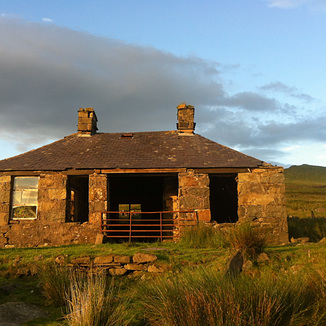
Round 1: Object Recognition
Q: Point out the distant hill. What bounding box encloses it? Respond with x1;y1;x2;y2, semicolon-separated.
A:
284;164;326;185
284;164;326;218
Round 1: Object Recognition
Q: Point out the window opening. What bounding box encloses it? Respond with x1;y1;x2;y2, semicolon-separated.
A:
118;204;141;219
11;176;39;220
67;176;89;222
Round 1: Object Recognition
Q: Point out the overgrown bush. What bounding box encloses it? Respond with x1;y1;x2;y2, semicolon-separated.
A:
288;216;326;242
65;271;133;326
137;267;326;326
179;223;224;248
221;223;268;260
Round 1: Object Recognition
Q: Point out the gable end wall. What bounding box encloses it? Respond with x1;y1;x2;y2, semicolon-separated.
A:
238;167;288;244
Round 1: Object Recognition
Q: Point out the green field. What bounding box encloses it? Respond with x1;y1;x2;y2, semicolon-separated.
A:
285;164;326;218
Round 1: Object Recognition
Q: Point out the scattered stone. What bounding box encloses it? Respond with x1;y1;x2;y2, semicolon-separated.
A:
95;233;105;245
29;265;39;276
133;253;157;264
94;255;114;264
242;260;253;271
225;250;243;277
16;267;30;278
125;263;147;271
108;267;127;276
148;264;164;273
4;245;15;249
257;252;269;262
54;255;66;265
296;237;310;244
70;256;91;265
114;255;131;264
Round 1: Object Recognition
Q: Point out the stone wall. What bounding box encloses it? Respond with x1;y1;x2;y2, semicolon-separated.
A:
89;173;107;225
38;174;67;222
0;176;11;226
178;170;211;222
238;167;288;244
0;222;98;248
0;172;103;248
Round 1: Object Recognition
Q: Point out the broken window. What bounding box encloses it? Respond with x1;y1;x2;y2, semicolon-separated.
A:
118;203;141;219
11;176;39;220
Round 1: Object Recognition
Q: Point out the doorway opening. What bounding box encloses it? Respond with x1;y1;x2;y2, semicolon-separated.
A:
210;174;238;223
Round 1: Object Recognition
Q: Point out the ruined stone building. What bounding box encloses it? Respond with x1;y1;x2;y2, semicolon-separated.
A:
0;104;288;248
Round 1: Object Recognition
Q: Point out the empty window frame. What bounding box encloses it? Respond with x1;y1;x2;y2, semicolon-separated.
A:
11;176;39;220
118;204;141;219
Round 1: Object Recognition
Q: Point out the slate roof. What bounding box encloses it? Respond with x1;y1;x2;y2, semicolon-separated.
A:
0;131;263;171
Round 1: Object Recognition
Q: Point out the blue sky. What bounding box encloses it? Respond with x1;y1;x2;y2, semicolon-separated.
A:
0;0;326;167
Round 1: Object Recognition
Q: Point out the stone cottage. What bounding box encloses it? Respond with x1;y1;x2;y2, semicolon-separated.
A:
0;104;288;248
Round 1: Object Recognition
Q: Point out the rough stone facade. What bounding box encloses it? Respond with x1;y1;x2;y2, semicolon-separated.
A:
178;170;211;222
0;166;288;247
0;175;11;226
38;174;67;222
238;167;288;244
89;173;107;224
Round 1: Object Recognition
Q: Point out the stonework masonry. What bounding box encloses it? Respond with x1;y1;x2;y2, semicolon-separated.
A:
38;174;67;222
178;170;211;222
0;175;11;226
89;173;107;224
238;167;288;244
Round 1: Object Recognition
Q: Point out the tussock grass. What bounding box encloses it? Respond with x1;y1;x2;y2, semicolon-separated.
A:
137;267;326;326
65;272;133;326
38;264;71;307
221;223;268;260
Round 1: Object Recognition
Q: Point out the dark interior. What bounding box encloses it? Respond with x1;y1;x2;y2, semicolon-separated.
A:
109;175;164;213
209;175;238;223
66;175;89;222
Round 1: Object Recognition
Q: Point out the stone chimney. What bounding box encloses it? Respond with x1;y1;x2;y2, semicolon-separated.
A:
77;108;98;135
177;103;196;135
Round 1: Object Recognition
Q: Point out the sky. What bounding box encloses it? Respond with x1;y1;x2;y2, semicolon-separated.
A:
0;0;326;167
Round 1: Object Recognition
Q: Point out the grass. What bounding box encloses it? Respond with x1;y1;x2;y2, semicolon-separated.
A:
179;222;224;248
284;164;326;218
137;266;326;326
65;272;132;326
288;216;326;241
0;240;326;325
221;223;268;260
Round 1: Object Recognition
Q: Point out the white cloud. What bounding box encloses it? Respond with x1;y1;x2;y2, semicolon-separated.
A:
42;17;54;23
265;0;326;10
